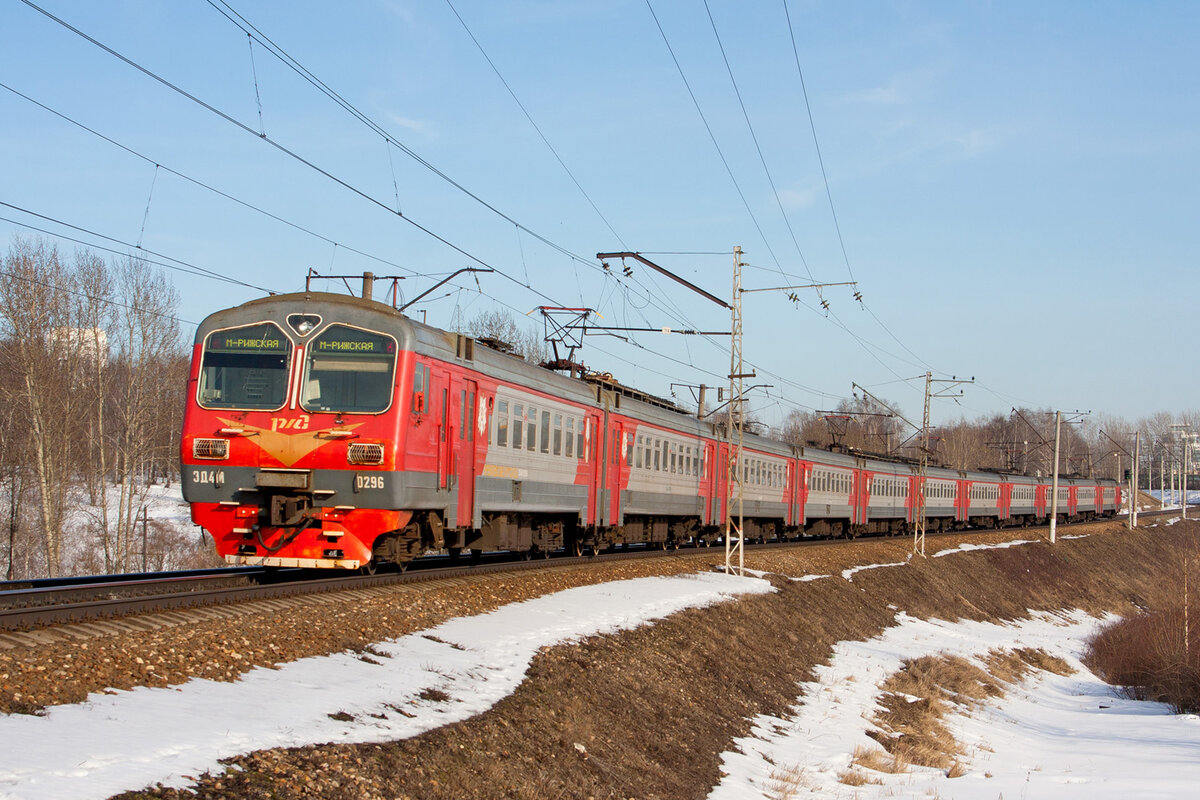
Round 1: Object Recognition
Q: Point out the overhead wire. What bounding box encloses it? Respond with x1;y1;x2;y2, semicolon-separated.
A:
702;0;815;286
18;0;509;279
205;0;601;271
210;0;841;411
779;0;946;378
17;0;987;424
0;200;275;292
442;0;629;251
0;81;428;279
643;0;788;274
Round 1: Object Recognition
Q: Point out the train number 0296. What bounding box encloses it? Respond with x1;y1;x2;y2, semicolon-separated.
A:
355;474;385;490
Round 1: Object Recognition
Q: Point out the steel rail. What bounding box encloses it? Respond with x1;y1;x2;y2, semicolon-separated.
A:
0;510;1159;633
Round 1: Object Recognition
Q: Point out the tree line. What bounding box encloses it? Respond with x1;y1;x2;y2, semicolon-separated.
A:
0;237;204;579
2;240;1190;579
776;396;1198;488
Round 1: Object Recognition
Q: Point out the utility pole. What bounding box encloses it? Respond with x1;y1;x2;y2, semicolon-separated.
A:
1050;410;1090;543
914;373;972;556
1171;424;1192;519
1050;411;1062;544
725;247;746;577
1182;437;1188;519
1132;431;1140;528
725;261;852;575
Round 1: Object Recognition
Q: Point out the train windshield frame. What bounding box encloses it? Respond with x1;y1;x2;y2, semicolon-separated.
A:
300;323;397;414
197;322;292;411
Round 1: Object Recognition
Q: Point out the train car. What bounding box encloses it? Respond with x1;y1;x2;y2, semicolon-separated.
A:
181;287;1122;570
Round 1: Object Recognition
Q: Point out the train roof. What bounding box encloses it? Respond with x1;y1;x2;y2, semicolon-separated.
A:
195;292;1118;486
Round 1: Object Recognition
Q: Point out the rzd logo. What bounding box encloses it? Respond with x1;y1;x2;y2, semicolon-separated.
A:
270;415;311;432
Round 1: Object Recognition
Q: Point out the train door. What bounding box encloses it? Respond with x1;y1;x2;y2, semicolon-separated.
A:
608;420;625;525
907;474;920;525
704;441;718;525
585;412;603;527
715;441;729;528
999;482;1012;522
452;377;478;528
434;369;452;491
796;460;810;527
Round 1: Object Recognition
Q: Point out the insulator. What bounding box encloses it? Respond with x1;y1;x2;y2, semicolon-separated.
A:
821;298;830;311
623;265;633;277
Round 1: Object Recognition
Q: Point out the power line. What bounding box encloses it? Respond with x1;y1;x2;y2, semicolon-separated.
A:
18;0;508;278
782;0;852;284
0;201;274;292
703;0;814;285
0;81;425;278
644;0;787;274
442;0;629;251
205;0;601;271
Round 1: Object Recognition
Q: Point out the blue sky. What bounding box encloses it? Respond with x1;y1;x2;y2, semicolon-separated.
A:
2;0;1196;428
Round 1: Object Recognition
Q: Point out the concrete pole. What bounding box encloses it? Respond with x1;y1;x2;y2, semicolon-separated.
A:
1050;410;1061;544
1132;431;1140;528
1185;436;1191;521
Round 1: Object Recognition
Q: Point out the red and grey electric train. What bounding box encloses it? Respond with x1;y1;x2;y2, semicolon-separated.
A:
180;290;1121;570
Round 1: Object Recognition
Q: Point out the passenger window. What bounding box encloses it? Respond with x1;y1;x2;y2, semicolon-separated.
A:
526;406;537;451
512;403;524;448
199;322;292;410
553;414;563;456
566;418;575;458
300;324;396;414
496;400;509;447
540;411;551;454
411;363;429;414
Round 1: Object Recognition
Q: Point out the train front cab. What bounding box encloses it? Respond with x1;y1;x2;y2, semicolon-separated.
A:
182;294;418;570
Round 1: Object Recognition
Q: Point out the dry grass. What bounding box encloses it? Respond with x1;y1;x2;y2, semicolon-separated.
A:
765;764;812;800
836;767;882;786
866;654;1000;769
1086;606;1200;712
867;647;1074;775
850;743;909;774
982;647;1075;685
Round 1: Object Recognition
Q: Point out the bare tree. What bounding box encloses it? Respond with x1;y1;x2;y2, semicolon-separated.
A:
468;309;550;364
0;238;91;576
98;256;182;572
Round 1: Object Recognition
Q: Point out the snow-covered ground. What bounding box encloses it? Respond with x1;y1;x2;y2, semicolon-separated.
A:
1148;489;1200;512
708;609;1200;799
0;572;772;800
3;536;1199;799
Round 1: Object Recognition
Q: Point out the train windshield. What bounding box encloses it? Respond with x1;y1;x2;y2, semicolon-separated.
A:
197;322;291;410
300;324;396;414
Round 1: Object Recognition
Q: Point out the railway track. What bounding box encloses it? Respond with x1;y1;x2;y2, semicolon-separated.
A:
0;510;1167;637
0;547;675;634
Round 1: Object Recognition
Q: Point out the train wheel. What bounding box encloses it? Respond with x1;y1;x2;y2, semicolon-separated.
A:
359;560;377;576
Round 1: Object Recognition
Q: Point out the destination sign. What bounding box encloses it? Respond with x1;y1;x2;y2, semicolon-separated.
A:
311;325;395;356
207;323;289;353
